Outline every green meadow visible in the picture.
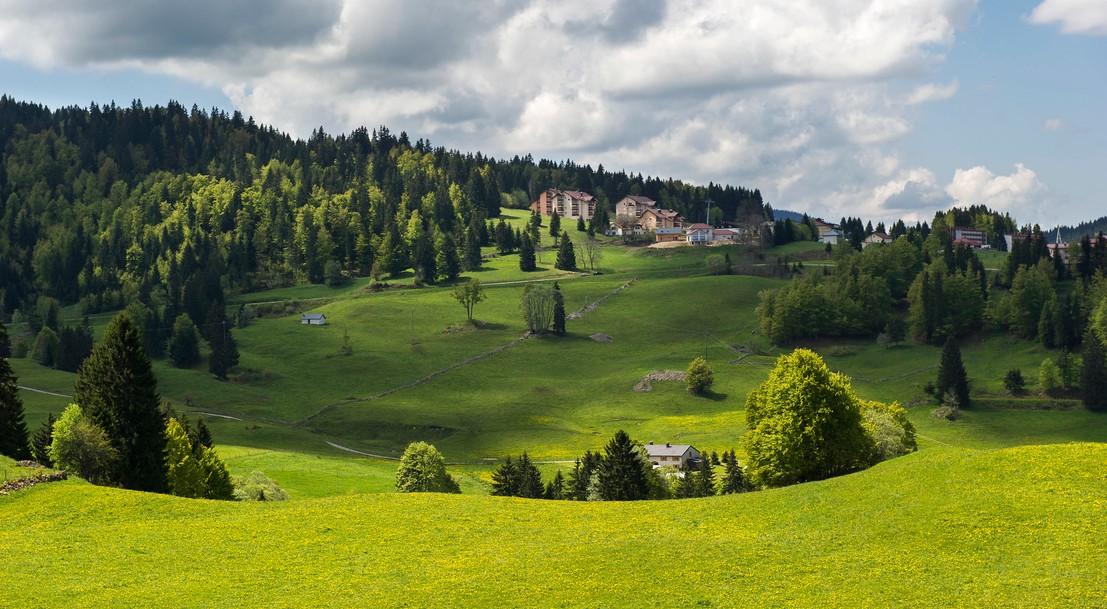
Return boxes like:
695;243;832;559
2;443;1104;607
5;237;1107;605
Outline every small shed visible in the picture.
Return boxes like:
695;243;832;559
300;313;327;326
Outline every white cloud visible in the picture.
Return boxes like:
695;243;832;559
0;0;987;226
905;80;960;105
945;163;1047;220
1028;0;1107;35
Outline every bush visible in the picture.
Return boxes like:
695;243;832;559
860;400;917;462
395;441;461;493
232;470;289;501
1004;368;1025;396
685;357;713;395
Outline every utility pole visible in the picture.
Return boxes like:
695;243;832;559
704;198;713;226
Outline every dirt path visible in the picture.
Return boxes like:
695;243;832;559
17;386;71;398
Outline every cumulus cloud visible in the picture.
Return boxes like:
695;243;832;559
945;163;1047;220
0;0;985;224
1028;0;1107;35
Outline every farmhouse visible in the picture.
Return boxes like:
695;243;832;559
645;442;701;469
300;313;327;325
530;188;597;221
863;231;893;248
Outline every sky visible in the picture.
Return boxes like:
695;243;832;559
0;0;1103;228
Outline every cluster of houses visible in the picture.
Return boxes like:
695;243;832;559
529;189;745;245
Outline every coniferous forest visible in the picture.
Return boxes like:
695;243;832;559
0;96;765;329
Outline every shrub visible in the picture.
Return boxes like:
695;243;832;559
1004;368;1025;396
861;400;917;462
232;471;289;501
685;357;713;395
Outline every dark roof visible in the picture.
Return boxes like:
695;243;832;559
301;313;326;320
645;443;696;457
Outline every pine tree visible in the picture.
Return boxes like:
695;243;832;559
74;312;167;492
694;455;716;497
1082;332;1107;412
30;412;55;466
206;305;239;380
935;337;970;408
597;430;650;501
544;470;566;500
567;450;599;500
0;321;31;460
195;417;214;449
517;452;544;498
549;213;561;237
490;455;518;496
168;313;201;368
577;216;586;232
519;233;537;272
720;450;748;494
552;282;566;335
556;234;576;270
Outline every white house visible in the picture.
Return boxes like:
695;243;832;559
685;223;714;245
818;229;841;245
645;442;701;470
300;313;327;326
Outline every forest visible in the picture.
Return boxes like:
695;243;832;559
0;96;764;327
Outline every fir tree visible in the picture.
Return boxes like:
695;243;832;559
0;321;31;460
720;450;748;494
695;455;716;497
74;312;168;492
195;417;214;449
567;450;599;500
516;452;544;498
168;313;201;368
490;455;518;496
544;470;565;500
552;282;566;335
30;412;55;467
1082;332;1107;412
464;223;483;271
597;430;650;501
556;234;576;270
935;337;970;408
549;213;561;238
519;233;537;272
577;216;586;232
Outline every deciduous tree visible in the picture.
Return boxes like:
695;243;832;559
452;278;485;321
395;441;460;493
743;349;875;488
686;357;713;395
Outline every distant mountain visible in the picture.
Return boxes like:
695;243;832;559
1049;216;1107;243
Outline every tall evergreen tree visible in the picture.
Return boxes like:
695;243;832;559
720;450;748;494
0;321;31;459
1082;332;1107;412
935;337;971;408
552;282;566;335
567;450;599;500
74;312;167;492
597;429;650;501
519;232;537;272
694;454;716;497
206;306;239;381
464;221;483;271
544;469;565;500
516;452;544;499
556;234;576;271
30;412;55;467
490;455;518;497
168;313;201;368
549;213;561;238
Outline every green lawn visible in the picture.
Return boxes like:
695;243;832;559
2;443;1104;607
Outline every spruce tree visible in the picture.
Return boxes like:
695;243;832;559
0;321;31;460
1082;332;1107;412
30;412;55;466
556;234;576;271
490;455;519;496
517;452;544;498
552;282;566;335
168;313;201;368
577;216;586;232
549;213;561;237
544;470;565;500
195;417;214;449
597;430;650;501
74;312;168;492
695;455;716;497
936;337;970;408
464;222;483;271
567;451;599;500
720;450;748;494
206;306;239;380
519;233;537;272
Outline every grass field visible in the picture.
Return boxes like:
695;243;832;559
2;443;1104;607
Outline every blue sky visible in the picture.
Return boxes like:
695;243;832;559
0;0;1103;228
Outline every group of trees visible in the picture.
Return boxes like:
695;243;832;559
489;430;752;502
0;313;237;499
743;349;916;488
520;282;566;335
0;96;763;327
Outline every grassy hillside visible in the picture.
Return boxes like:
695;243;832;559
2;443;1104;607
